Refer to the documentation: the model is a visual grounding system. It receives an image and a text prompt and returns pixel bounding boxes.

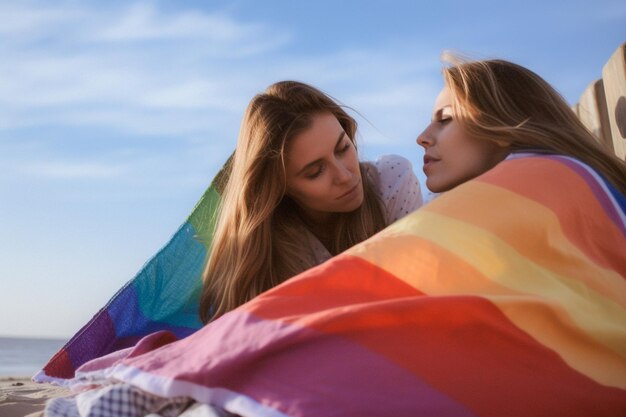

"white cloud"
[0,2,85,37]
[56,107,239,137]
[19,161,126,180]
[138,80,246,111]
[95,3,258,42]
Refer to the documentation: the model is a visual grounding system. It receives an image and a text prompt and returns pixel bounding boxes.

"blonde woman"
[417,56,625,195]
[200,81,423,322]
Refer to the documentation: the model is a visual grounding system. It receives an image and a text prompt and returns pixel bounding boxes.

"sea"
[0,337,66,377]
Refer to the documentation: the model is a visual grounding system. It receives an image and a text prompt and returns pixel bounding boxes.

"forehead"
[434,85,453,109]
[286,112,344,164]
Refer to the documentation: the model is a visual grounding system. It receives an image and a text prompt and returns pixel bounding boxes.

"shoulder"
[372,154,414,173]
[364,154,423,223]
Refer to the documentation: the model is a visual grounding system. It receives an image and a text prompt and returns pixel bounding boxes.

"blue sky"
[1,0,624,339]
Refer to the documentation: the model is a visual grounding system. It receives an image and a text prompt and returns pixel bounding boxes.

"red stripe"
[317,296,626,416]
[42,349,74,379]
[248,255,425,318]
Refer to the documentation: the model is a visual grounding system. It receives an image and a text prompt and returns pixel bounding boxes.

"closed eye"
[337,141,351,154]
[306,164,324,179]
[433,106,453,125]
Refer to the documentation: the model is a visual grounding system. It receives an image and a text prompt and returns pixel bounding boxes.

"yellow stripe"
[347,210,626,388]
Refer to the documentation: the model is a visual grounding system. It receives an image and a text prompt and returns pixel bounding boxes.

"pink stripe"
[116,310,476,417]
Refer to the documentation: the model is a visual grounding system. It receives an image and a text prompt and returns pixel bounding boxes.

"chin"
[426,178,456,194]
[426,180,442,193]
[346,193,365,212]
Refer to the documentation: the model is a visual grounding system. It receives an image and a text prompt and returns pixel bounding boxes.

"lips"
[423,155,440,173]
[423,155,440,165]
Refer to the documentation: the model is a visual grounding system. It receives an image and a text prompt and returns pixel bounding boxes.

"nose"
[417,124,433,148]
[332,160,353,185]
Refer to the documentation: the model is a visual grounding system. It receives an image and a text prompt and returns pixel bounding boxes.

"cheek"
[346,148,361,173]
[470,142,506,173]
[448,146,502,186]
[288,181,328,206]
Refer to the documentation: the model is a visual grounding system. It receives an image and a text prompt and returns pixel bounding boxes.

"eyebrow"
[295,131,346,176]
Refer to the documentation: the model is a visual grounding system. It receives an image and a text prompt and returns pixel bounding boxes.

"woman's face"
[416,85,509,193]
[285,112,363,224]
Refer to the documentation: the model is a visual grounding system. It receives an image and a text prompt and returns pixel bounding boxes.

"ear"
[489,140,511,164]
[493,138,510,148]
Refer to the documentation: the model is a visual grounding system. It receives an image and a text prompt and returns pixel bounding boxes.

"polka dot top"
[302,154,423,266]
[369,154,423,224]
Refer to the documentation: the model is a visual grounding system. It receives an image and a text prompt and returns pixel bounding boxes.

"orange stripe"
[422,181,626,308]
[476,158,625,277]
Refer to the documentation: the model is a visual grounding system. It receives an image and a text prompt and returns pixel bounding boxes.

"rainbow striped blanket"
[45,154,626,416]
[35,158,233,383]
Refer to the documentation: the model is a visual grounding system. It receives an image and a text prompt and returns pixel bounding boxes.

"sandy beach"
[0,376,71,417]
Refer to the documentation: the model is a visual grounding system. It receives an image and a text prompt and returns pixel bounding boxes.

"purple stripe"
[66,309,117,370]
[115,311,476,417]
[544,155,625,236]
[63,282,199,375]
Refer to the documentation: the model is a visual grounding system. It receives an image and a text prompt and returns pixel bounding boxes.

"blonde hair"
[199,81,386,323]
[441,54,626,195]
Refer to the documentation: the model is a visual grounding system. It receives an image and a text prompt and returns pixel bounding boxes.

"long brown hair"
[200,81,386,323]
[442,54,626,195]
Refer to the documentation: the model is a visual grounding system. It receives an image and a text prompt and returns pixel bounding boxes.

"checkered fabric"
[43,383,232,417]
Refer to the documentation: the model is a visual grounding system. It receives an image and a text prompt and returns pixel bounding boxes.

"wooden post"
[602,42,626,160]
[578,79,613,152]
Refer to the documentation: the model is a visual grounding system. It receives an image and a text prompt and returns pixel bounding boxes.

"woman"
[200,81,423,322]
[417,55,626,195]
